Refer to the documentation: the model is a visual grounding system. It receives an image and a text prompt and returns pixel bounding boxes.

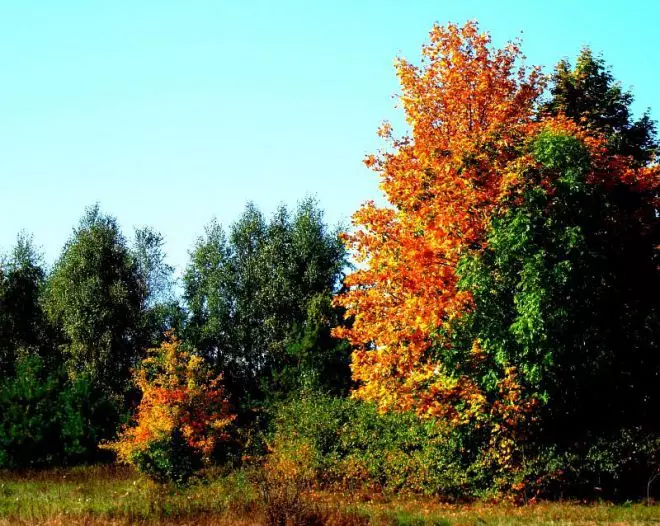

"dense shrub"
[130,428,203,485]
[0,355,120,468]
[271,393,660,500]
[107,334,235,485]
[271,392,475,497]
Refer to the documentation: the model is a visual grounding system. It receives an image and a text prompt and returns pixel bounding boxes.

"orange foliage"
[333,21,543,415]
[333,21,660,483]
[108,332,235,464]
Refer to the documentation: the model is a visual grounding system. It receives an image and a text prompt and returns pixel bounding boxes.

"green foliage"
[272,392,659,501]
[45,205,145,394]
[504,430,660,501]
[184,198,350,408]
[459,54,659,425]
[543,47,657,164]
[0,233,55,375]
[130,428,203,486]
[422,51,660,498]
[272,392,474,497]
[278,293,352,397]
[448,126,659,496]
[132,226,184,347]
[0,355,120,468]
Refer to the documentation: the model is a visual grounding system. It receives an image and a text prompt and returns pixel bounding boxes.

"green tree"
[455,130,658,422]
[0,354,119,468]
[0,233,54,375]
[183,219,234,373]
[132,226,185,347]
[443,52,660,496]
[543,47,657,164]
[184,199,349,407]
[45,205,145,394]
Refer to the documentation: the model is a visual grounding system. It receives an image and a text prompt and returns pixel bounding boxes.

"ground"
[0,465,658,525]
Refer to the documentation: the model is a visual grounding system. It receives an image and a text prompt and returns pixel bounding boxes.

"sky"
[1,0,659,274]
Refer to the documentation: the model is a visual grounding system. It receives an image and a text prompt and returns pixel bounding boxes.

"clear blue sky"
[1,1,659,273]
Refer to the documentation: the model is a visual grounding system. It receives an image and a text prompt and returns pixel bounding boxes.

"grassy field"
[0,465,658,525]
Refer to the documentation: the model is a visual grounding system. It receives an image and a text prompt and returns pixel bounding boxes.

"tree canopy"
[45,205,145,394]
[184,198,350,407]
[334,21,660,491]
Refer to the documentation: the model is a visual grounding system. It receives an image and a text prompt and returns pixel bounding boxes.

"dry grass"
[1,465,658,525]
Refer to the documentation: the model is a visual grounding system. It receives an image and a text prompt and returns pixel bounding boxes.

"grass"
[347,498,660,525]
[0,465,658,525]
[0,464,258,525]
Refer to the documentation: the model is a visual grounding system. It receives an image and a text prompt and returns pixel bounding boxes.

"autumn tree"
[335,21,660,495]
[334,20,543,415]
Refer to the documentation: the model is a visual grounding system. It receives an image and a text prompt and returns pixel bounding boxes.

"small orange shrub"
[106,332,235,483]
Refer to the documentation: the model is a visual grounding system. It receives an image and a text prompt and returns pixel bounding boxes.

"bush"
[271,391,473,497]
[272,392,660,500]
[0,354,120,468]
[259,436,316,525]
[106,333,235,485]
[131,428,203,485]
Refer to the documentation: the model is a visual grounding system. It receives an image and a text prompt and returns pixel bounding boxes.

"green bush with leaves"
[130,428,203,486]
[0,355,120,468]
[271,392,477,497]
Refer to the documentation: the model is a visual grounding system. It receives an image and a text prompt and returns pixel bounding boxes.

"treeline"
[0,199,351,468]
[1,24,659,502]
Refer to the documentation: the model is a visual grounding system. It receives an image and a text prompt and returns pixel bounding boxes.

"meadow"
[0,465,658,525]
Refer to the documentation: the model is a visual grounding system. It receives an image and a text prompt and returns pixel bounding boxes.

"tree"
[334,20,543,416]
[0,233,53,375]
[45,205,145,394]
[334,21,659,495]
[107,333,235,484]
[183,218,235,377]
[543,48,657,165]
[0,354,120,468]
[450,50,660,495]
[133,227,175,309]
[452,126,660,495]
[184,198,349,406]
[455,50,660,438]
[132,226,185,347]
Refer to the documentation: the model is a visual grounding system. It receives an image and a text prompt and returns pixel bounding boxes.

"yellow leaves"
[104,333,235,465]
[333,21,547,449]
[376,121,393,139]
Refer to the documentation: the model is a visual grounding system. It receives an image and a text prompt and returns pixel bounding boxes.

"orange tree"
[334,21,660,497]
[106,332,235,484]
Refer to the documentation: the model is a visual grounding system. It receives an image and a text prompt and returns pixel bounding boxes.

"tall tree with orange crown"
[334,21,543,415]
[334,21,660,494]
